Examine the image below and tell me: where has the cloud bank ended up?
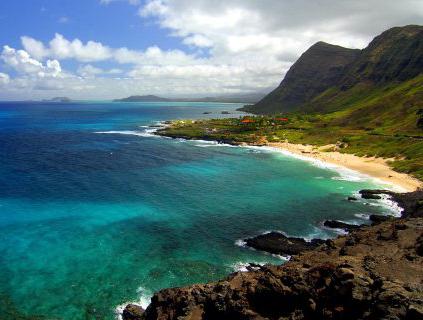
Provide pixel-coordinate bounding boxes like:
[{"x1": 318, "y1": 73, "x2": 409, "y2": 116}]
[{"x1": 0, "y1": 0, "x2": 422, "y2": 99}]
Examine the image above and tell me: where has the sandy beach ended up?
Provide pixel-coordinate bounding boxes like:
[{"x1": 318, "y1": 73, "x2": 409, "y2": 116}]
[{"x1": 267, "y1": 142, "x2": 422, "y2": 192}]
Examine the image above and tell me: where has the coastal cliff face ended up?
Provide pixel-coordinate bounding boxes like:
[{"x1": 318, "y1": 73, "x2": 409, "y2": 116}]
[
  {"x1": 243, "y1": 25, "x2": 423, "y2": 115},
  {"x1": 243, "y1": 42, "x2": 360, "y2": 114},
  {"x1": 126, "y1": 217, "x2": 423, "y2": 320},
  {"x1": 124, "y1": 191, "x2": 423, "y2": 320}
]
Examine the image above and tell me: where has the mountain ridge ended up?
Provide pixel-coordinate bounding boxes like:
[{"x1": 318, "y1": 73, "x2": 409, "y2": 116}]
[
  {"x1": 242, "y1": 25, "x2": 423, "y2": 115},
  {"x1": 114, "y1": 93, "x2": 265, "y2": 103}
]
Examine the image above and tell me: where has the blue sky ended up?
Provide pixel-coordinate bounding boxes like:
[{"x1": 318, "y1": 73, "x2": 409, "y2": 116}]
[
  {"x1": 0, "y1": 0, "x2": 421, "y2": 100},
  {"x1": 0, "y1": 1, "x2": 178, "y2": 50}
]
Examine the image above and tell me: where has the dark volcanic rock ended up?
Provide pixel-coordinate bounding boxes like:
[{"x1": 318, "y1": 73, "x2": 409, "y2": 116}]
[
  {"x1": 131, "y1": 217, "x2": 423, "y2": 320},
  {"x1": 369, "y1": 214, "x2": 395, "y2": 224},
  {"x1": 323, "y1": 220, "x2": 363, "y2": 232},
  {"x1": 359, "y1": 189, "x2": 385, "y2": 199},
  {"x1": 123, "y1": 304, "x2": 144, "y2": 320},
  {"x1": 347, "y1": 196, "x2": 358, "y2": 201},
  {"x1": 123, "y1": 191, "x2": 423, "y2": 320},
  {"x1": 244, "y1": 231, "x2": 325, "y2": 256},
  {"x1": 360, "y1": 189, "x2": 423, "y2": 218},
  {"x1": 390, "y1": 190, "x2": 423, "y2": 218}
]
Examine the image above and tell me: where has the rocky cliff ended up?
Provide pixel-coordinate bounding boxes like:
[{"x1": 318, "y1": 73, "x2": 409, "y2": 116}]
[
  {"x1": 123, "y1": 191, "x2": 423, "y2": 320},
  {"x1": 243, "y1": 42, "x2": 359, "y2": 114},
  {"x1": 242, "y1": 25, "x2": 423, "y2": 115}
]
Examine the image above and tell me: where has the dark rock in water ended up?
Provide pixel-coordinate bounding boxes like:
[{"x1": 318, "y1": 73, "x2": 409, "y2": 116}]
[
  {"x1": 359, "y1": 189, "x2": 423, "y2": 218},
  {"x1": 347, "y1": 196, "x2": 358, "y2": 201},
  {"x1": 390, "y1": 190, "x2": 423, "y2": 218},
  {"x1": 123, "y1": 304, "x2": 144, "y2": 320},
  {"x1": 202, "y1": 111, "x2": 212, "y2": 114},
  {"x1": 369, "y1": 214, "x2": 395, "y2": 224},
  {"x1": 221, "y1": 111, "x2": 230, "y2": 114},
  {"x1": 359, "y1": 190, "x2": 384, "y2": 199},
  {"x1": 323, "y1": 220, "x2": 362, "y2": 232},
  {"x1": 245, "y1": 231, "x2": 325, "y2": 256},
  {"x1": 416, "y1": 234, "x2": 423, "y2": 257}
]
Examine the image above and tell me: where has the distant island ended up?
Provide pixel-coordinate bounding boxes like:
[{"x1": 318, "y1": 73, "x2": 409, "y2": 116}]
[
  {"x1": 42, "y1": 97, "x2": 72, "y2": 103},
  {"x1": 113, "y1": 95, "x2": 170, "y2": 102},
  {"x1": 113, "y1": 93, "x2": 265, "y2": 104}
]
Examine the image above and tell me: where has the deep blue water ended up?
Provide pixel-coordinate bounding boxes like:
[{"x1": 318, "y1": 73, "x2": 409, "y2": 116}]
[{"x1": 0, "y1": 101, "x2": 395, "y2": 319}]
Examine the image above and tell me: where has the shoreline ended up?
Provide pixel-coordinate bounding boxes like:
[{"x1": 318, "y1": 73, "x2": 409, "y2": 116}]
[
  {"x1": 265, "y1": 141, "x2": 422, "y2": 193},
  {"x1": 153, "y1": 122, "x2": 421, "y2": 192},
  {"x1": 119, "y1": 127, "x2": 423, "y2": 319}
]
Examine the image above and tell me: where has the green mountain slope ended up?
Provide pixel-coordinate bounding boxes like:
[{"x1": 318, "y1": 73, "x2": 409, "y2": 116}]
[
  {"x1": 242, "y1": 25, "x2": 423, "y2": 122},
  {"x1": 243, "y1": 42, "x2": 360, "y2": 114}
]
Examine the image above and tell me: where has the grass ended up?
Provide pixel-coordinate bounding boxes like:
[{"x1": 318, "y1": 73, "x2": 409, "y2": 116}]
[
  {"x1": 157, "y1": 114, "x2": 423, "y2": 181},
  {"x1": 158, "y1": 75, "x2": 423, "y2": 181}
]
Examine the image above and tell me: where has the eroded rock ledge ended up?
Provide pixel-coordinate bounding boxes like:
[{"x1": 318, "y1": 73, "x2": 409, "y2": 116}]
[{"x1": 123, "y1": 191, "x2": 423, "y2": 320}]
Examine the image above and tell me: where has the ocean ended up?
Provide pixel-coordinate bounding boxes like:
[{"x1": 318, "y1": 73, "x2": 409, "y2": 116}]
[{"x1": 0, "y1": 101, "x2": 398, "y2": 319}]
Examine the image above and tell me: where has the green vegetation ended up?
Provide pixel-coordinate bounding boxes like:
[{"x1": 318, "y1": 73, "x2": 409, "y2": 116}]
[
  {"x1": 158, "y1": 98, "x2": 423, "y2": 181},
  {"x1": 160, "y1": 25, "x2": 423, "y2": 181}
]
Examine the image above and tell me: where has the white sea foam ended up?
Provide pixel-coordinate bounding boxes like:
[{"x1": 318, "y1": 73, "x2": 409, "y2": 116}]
[
  {"x1": 115, "y1": 286, "x2": 153, "y2": 320},
  {"x1": 354, "y1": 213, "x2": 370, "y2": 220},
  {"x1": 242, "y1": 146, "x2": 413, "y2": 192},
  {"x1": 95, "y1": 125, "x2": 163, "y2": 138},
  {"x1": 372, "y1": 193, "x2": 403, "y2": 217},
  {"x1": 231, "y1": 262, "x2": 264, "y2": 272},
  {"x1": 190, "y1": 139, "x2": 236, "y2": 148},
  {"x1": 95, "y1": 130, "x2": 158, "y2": 138},
  {"x1": 234, "y1": 239, "x2": 247, "y2": 247}
]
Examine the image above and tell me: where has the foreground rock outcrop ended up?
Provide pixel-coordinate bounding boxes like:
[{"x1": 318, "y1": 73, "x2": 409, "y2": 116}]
[
  {"x1": 244, "y1": 232, "x2": 325, "y2": 256},
  {"x1": 123, "y1": 190, "x2": 423, "y2": 320}
]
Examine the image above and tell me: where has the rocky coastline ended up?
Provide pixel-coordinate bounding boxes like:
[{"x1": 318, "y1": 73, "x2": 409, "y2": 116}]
[{"x1": 122, "y1": 190, "x2": 423, "y2": 320}]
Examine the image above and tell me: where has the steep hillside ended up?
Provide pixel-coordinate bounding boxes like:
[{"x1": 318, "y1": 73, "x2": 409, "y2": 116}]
[
  {"x1": 341, "y1": 25, "x2": 423, "y2": 87},
  {"x1": 243, "y1": 42, "x2": 359, "y2": 114},
  {"x1": 242, "y1": 25, "x2": 423, "y2": 116}
]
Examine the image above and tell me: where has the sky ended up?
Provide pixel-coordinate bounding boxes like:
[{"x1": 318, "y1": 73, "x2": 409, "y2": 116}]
[{"x1": 0, "y1": 0, "x2": 422, "y2": 100}]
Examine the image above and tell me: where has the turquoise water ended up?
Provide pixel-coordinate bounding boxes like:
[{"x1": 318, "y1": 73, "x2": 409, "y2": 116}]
[{"x1": 0, "y1": 101, "x2": 396, "y2": 319}]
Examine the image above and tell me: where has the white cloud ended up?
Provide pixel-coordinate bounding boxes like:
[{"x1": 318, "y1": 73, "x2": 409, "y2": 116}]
[
  {"x1": 0, "y1": 72, "x2": 10, "y2": 85},
  {"x1": 22, "y1": 34, "x2": 113, "y2": 62},
  {"x1": 21, "y1": 36, "x2": 47, "y2": 60},
  {"x1": 1, "y1": 0, "x2": 421, "y2": 99},
  {"x1": 58, "y1": 16, "x2": 69, "y2": 24},
  {"x1": 1, "y1": 45, "x2": 62, "y2": 78},
  {"x1": 77, "y1": 64, "x2": 123, "y2": 77},
  {"x1": 49, "y1": 33, "x2": 113, "y2": 62},
  {"x1": 182, "y1": 34, "x2": 213, "y2": 48},
  {"x1": 100, "y1": 0, "x2": 140, "y2": 5},
  {"x1": 77, "y1": 64, "x2": 103, "y2": 77}
]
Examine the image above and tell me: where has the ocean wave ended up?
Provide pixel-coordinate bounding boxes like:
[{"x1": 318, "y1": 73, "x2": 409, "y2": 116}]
[
  {"x1": 95, "y1": 126, "x2": 162, "y2": 138},
  {"x1": 244, "y1": 146, "x2": 372, "y2": 183},
  {"x1": 371, "y1": 194, "x2": 403, "y2": 217},
  {"x1": 231, "y1": 262, "x2": 265, "y2": 272},
  {"x1": 115, "y1": 286, "x2": 153, "y2": 320},
  {"x1": 189, "y1": 139, "x2": 236, "y2": 148},
  {"x1": 234, "y1": 239, "x2": 247, "y2": 247},
  {"x1": 95, "y1": 130, "x2": 158, "y2": 138},
  {"x1": 354, "y1": 213, "x2": 370, "y2": 220}
]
